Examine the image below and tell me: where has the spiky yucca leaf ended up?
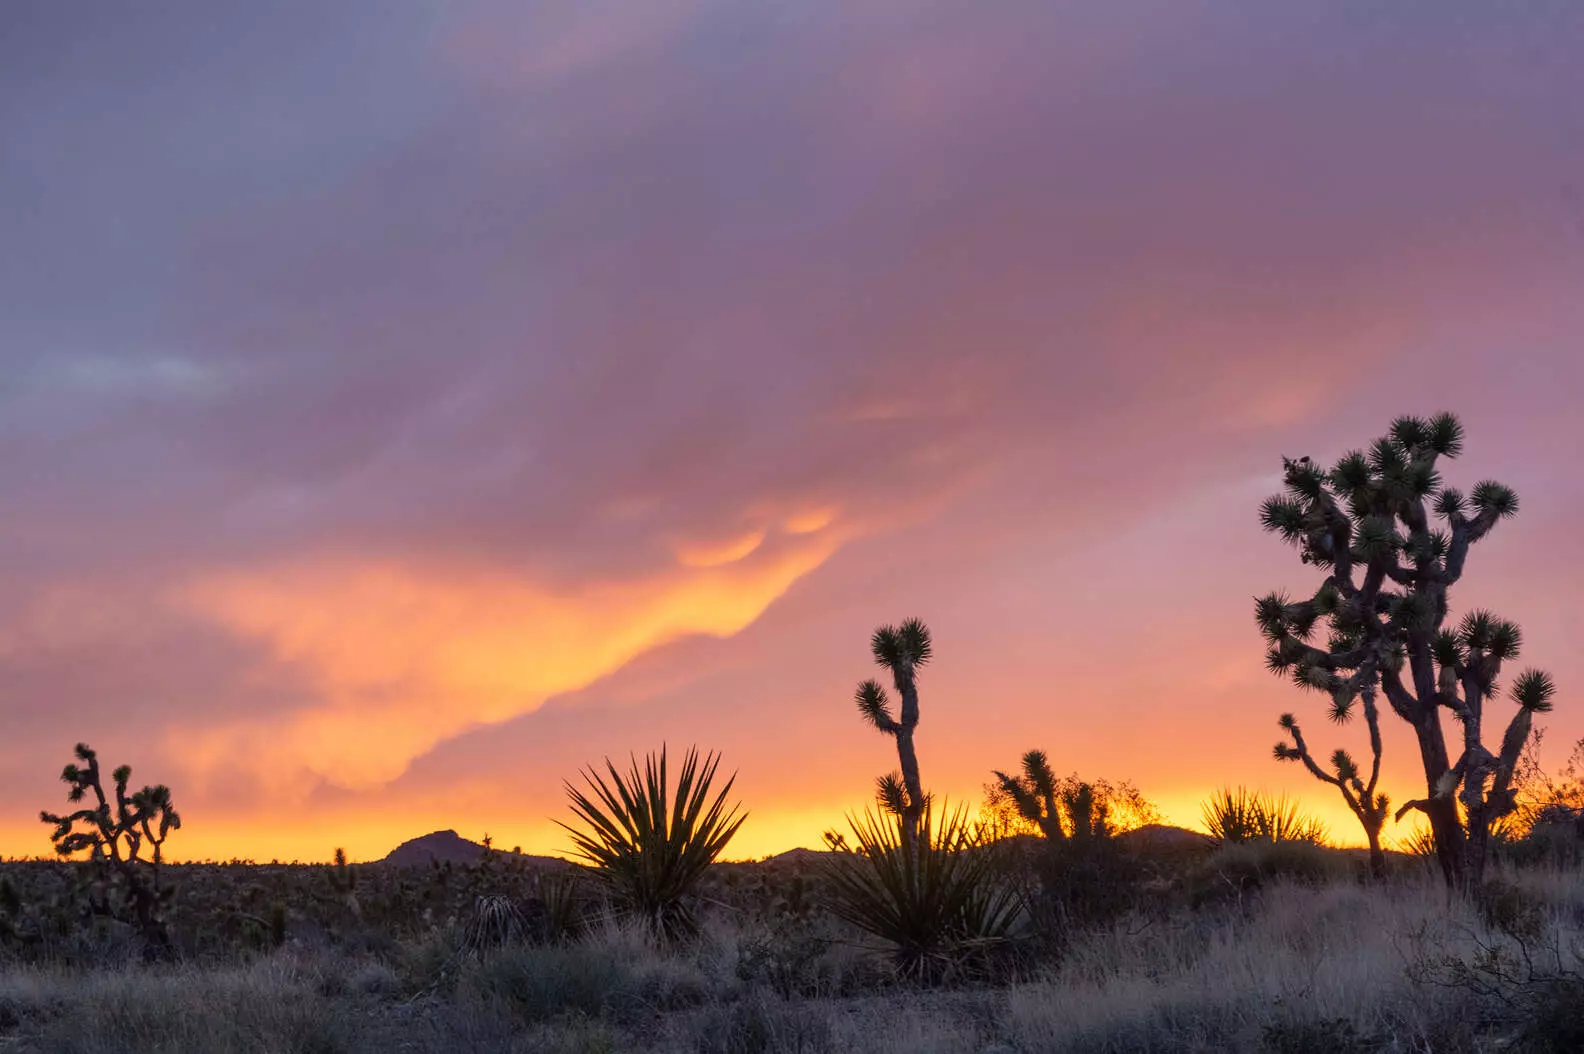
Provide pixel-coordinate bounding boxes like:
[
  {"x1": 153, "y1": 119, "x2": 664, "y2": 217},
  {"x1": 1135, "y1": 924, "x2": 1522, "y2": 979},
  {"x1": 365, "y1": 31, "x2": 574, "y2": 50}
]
[
  {"x1": 558, "y1": 745, "x2": 745, "y2": 941},
  {"x1": 1329, "y1": 451, "x2": 1371, "y2": 493},
  {"x1": 1488, "y1": 620, "x2": 1522, "y2": 661},
  {"x1": 1426, "y1": 412, "x2": 1464, "y2": 456},
  {"x1": 1434, "y1": 487, "x2": 1466, "y2": 518},
  {"x1": 855, "y1": 679, "x2": 897, "y2": 731},
  {"x1": 463, "y1": 894, "x2": 525, "y2": 956},
  {"x1": 822, "y1": 800, "x2": 1022, "y2": 981},
  {"x1": 1511, "y1": 670, "x2": 1556, "y2": 714},
  {"x1": 1470, "y1": 480, "x2": 1518, "y2": 518},
  {"x1": 871, "y1": 618, "x2": 932, "y2": 670},
  {"x1": 1201, "y1": 787, "x2": 1328, "y2": 846},
  {"x1": 876, "y1": 771, "x2": 910, "y2": 816},
  {"x1": 1259, "y1": 496, "x2": 1306, "y2": 538}
]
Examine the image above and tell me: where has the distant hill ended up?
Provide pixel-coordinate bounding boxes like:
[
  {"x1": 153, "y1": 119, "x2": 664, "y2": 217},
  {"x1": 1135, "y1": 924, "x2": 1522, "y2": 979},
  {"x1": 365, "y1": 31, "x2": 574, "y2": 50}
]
[
  {"x1": 381, "y1": 829, "x2": 486, "y2": 865},
  {"x1": 379, "y1": 830, "x2": 571, "y2": 869},
  {"x1": 1116, "y1": 824, "x2": 1216, "y2": 854},
  {"x1": 376, "y1": 825, "x2": 1213, "y2": 868}
]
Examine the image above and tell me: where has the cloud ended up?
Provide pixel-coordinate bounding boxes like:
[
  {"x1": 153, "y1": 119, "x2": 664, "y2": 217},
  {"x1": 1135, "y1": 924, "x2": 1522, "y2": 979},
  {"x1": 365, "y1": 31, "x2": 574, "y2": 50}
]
[
  {"x1": 1, "y1": 1, "x2": 1581, "y2": 858},
  {"x1": 173, "y1": 527, "x2": 843, "y2": 791}
]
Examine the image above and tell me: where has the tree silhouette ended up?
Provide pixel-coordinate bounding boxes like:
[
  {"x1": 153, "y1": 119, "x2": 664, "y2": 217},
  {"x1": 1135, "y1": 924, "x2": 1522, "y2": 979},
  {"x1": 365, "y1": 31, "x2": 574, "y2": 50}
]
[{"x1": 1256, "y1": 413, "x2": 1555, "y2": 889}]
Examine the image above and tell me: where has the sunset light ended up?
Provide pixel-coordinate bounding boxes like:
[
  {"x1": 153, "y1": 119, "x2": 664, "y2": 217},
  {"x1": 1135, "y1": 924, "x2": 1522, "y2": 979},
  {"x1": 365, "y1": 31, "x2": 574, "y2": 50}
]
[{"x1": 3, "y1": 6, "x2": 1583, "y2": 1047}]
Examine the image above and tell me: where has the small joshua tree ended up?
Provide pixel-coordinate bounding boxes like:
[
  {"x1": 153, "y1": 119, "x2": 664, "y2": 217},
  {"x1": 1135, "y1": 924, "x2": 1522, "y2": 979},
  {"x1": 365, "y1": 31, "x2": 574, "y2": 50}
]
[
  {"x1": 1273, "y1": 692, "x2": 1391, "y2": 875},
  {"x1": 854, "y1": 618, "x2": 932, "y2": 848},
  {"x1": 992, "y1": 751, "x2": 1110, "y2": 842},
  {"x1": 39, "y1": 743, "x2": 181, "y2": 952},
  {"x1": 1256, "y1": 412, "x2": 1557, "y2": 890}
]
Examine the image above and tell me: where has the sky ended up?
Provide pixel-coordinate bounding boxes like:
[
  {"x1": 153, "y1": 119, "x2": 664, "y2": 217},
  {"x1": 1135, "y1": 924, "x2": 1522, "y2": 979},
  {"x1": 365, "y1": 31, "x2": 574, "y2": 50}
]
[{"x1": 2, "y1": 2, "x2": 1582, "y2": 862}]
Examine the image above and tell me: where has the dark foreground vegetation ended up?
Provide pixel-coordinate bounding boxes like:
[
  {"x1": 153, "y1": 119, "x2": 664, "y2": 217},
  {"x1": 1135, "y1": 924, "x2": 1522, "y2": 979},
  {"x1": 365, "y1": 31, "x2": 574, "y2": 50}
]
[
  {"x1": 2, "y1": 835, "x2": 1583, "y2": 1053},
  {"x1": 2, "y1": 413, "x2": 1580, "y2": 1052}
]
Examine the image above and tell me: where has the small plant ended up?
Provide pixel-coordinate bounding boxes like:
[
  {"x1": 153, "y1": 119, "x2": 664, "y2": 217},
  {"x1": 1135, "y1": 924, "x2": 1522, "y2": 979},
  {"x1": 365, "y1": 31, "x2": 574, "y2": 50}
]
[
  {"x1": 463, "y1": 894, "x2": 525, "y2": 957},
  {"x1": 822, "y1": 799, "x2": 1023, "y2": 982},
  {"x1": 1270, "y1": 694, "x2": 1391, "y2": 876},
  {"x1": 1200, "y1": 787, "x2": 1328, "y2": 845},
  {"x1": 559, "y1": 744, "x2": 746, "y2": 941},
  {"x1": 539, "y1": 873, "x2": 587, "y2": 944},
  {"x1": 38, "y1": 743, "x2": 181, "y2": 954}
]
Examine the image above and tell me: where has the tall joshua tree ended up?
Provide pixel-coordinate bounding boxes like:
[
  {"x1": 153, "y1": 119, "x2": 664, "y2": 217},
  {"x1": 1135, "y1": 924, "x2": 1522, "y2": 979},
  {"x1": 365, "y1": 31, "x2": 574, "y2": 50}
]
[
  {"x1": 1272, "y1": 694, "x2": 1390, "y2": 875},
  {"x1": 854, "y1": 618, "x2": 932, "y2": 847},
  {"x1": 1256, "y1": 413, "x2": 1556, "y2": 889}
]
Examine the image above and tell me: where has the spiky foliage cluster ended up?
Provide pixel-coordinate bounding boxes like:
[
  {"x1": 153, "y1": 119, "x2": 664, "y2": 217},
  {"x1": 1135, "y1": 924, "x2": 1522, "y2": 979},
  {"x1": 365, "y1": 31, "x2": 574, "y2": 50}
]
[
  {"x1": 1273, "y1": 697, "x2": 1391, "y2": 874},
  {"x1": 1255, "y1": 413, "x2": 1555, "y2": 889},
  {"x1": 1201, "y1": 787, "x2": 1329, "y2": 846},
  {"x1": 38, "y1": 743, "x2": 181, "y2": 953},
  {"x1": 558, "y1": 745, "x2": 745, "y2": 941},
  {"x1": 988, "y1": 750, "x2": 1157, "y2": 843},
  {"x1": 822, "y1": 800, "x2": 1022, "y2": 981},
  {"x1": 854, "y1": 618, "x2": 932, "y2": 846},
  {"x1": 463, "y1": 894, "x2": 527, "y2": 956}
]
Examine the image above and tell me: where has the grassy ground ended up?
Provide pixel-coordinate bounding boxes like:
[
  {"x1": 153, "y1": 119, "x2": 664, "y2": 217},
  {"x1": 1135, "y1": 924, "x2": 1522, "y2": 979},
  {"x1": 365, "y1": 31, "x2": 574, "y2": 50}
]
[{"x1": 1, "y1": 852, "x2": 1581, "y2": 1053}]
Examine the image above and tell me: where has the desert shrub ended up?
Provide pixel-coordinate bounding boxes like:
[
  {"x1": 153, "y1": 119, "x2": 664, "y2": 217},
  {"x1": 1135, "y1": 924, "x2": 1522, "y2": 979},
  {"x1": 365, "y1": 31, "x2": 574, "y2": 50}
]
[
  {"x1": 1478, "y1": 878, "x2": 1548, "y2": 942},
  {"x1": 1510, "y1": 975, "x2": 1584, "y2": 1053},
  {"x1": 461, "y1": 932, "x2": 713, "y2": 1030},
  {"x1": 463, "y1": 943, "x2": 652, "y2": 1027},
  {"x1": 559, "y1": 745, "x2": 746, "y2": 942},
  {"x1": 1500, "y1": 809, "x2": 1584, "y2": 869},
  {"x1": 1201, "y1": 788, "x2": 1328, "y2": 846},
  {"x1": 14, "y1": 962, "x2": 355, "y2": 1054},
  {"x1": 1260, "y1": 1015, "x2": 1380, "y2": 1054},
  {"x1": 692, "y1": 992, "x2": 836, "y2": 1054},
  {"x1": 822, "y1": 801, "x2": 1023, "y2": 982},
  {"x1": 1032, "y1": 838, "x2": 1148, "y2": 939},
  {"x1": 1184, "y1": 841, "x2": 1346, "y2": 911}
]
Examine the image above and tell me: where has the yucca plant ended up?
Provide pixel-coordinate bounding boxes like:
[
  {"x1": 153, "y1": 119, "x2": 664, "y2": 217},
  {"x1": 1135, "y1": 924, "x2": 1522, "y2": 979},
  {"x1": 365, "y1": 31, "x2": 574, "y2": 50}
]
[
  {"x1": 822, "y1": 800, "x2": 1023, "y2": 981},
  {"x1": 558, "y1": 745, "x2": 746, "y2": 941},
  {"x1": 1201, "y1": 787, "x2": 1329, "y2": 846},
  {"x1": 463, "y1": 894, "x2": 525, "y2": 957}
]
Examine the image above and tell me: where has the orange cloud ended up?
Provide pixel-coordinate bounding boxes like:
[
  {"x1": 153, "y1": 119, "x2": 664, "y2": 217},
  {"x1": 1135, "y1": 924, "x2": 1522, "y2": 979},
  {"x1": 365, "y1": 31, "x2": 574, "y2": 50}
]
[
  {"x1": 674, "y1": 528, "x2": 766, "y2": 567},
  {"x1": 175, "y1": 533, "x2": 844, "y2": 794},
  {"x1": 783, "y1": 507, "x2": 838, "y2": 535}
]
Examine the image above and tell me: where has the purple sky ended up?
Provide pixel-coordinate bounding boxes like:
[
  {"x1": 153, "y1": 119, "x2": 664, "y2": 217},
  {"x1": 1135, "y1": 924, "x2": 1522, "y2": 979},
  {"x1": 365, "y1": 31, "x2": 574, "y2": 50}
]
[{"x1": 3, "y1": 2, "x2": 1582, "y2": 860}]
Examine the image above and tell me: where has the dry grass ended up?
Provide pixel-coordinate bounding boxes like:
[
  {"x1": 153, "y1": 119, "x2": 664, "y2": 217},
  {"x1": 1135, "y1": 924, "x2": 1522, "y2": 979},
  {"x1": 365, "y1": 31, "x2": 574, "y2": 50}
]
[{"x1": 1, "y1": 860, "x2": 1581, "y2": 1053}]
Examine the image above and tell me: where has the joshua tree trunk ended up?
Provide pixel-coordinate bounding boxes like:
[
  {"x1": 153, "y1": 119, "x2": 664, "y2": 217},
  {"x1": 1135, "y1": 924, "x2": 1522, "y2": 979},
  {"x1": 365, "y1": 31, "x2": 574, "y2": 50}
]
[
  {"x1": 1409, "y1": 715, "x2": 1465, "y2": 888},
  {"x1": 892, "y1": 661, "x2": 925, "y2": 844}
]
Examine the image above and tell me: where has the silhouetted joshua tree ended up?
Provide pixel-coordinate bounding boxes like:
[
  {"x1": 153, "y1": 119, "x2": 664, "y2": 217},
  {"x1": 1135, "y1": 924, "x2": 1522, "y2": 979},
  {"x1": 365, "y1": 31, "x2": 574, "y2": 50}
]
[
  {"x1": 39, "y1": 743, "x2": 181, "y2": 953},
  {"x1": 991, "y1": 750, "x2": 1112, "y2": 842},
  {"x1": 1273, "y1": 697, "x2": 1390, "y2": 875},
  {"x1": 854, "y1": 618, "x2": 932, "y2": 848},
  {"x1": 1256, "y1": 412, "x2": 1556, "y2": 890}
]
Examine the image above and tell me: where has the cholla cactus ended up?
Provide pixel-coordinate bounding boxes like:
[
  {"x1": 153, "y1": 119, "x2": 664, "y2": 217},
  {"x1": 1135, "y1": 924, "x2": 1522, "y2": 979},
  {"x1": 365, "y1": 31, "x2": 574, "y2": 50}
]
[
  {"x1": 1273, "y1": 691, "x2": 1390, "y2": 875},
  {"x1": 854, "y1": 618, "x2": 932, "y2": 847},
  {"x1": 38, "y1": 743, "x2": 181, "y2": 952},
  {"x1": 1256, "y1": 413, "x2": 1556, "y2": 889}
]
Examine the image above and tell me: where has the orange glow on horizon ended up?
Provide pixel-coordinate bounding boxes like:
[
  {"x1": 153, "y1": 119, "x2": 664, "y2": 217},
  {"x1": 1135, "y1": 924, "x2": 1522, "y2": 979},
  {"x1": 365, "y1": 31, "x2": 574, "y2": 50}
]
[{"x1": 4, "y1": 778, "x2": 1413, "y2": 865}]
